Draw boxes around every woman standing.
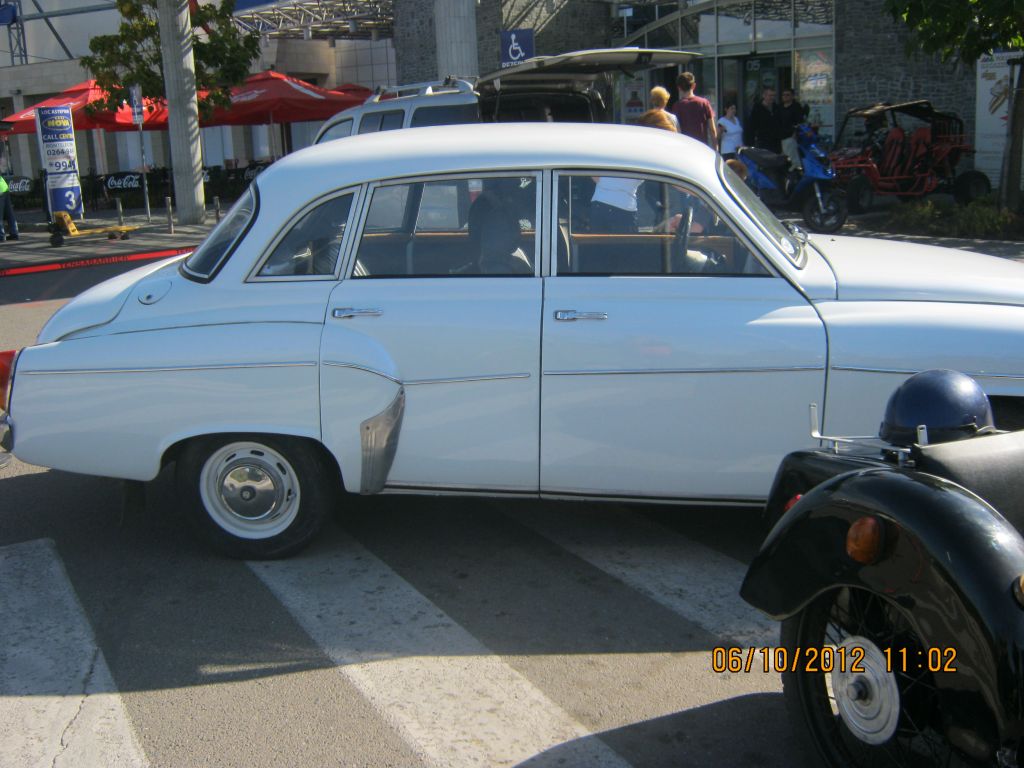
[649,86,680,132]
[717,104,743,159]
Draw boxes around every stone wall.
[396,0,609,83]
[835,0,976,156]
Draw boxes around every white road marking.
[249,530,632,768]
[0,538,147,768]
[514,505,778,647]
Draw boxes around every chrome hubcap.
[199,442,301,540]
[832,635,900,745]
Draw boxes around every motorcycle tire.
[846,174,873,214]
[782,586,976,768]
[953,170,991,206]
[802,190,847,234]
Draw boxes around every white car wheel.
[178,435,335,559]
[199,441,302,540]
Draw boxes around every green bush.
[885,196,1024,239]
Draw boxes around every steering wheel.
[673,205,693,269]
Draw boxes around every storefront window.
[756,0,793,41]
[795,0,833,38]
[646,18,679,49]
[717,2,754,44]
[795,49,835,137]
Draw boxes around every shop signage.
[35,105,84,216]
[104,172,143,191]
[6,176,32,194]
[975,51,1017,187]
[500,29,534,69]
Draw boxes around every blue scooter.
[738,124,847,234]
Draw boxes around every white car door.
[541,172,828,501]
[321,173,543,493]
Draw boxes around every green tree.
[81,0,260,117]
[884,0,1024,209]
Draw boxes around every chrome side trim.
[384,481,535,494]
[20,362,317,376]
[540,493,764,507]
[360,387,405,495]
[544,365,824,377]
[405,373,531,386]
[321,363,530,386]
[322,361,402,384]
[833,365,1024,382]
[380,483,763,507]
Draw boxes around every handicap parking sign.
[500,29,534,69]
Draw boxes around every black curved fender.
[741,466,1024,756]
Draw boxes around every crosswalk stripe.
[249,529,633,768]
[0,539,148,768]
[512,504,778,647]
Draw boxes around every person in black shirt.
[777,88,809,170]
[745,87,781,153]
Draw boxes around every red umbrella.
[2,80,113,134]
[203,70,368,126]
[1,79,167,134]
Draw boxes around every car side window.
[359,110,403,133]
[352,176,537,278]
[410,103,481,128]
[556,174,769,277]
[257,193,353,278]
[319,118,353,143]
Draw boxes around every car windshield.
[717,159,804,268]
[181,187,257,280]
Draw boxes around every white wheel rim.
[831,635,900,745]
[199,441,301,540]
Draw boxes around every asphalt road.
[0,259,804,767]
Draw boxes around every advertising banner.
[975,52,1017,188]
[35,105,84,217]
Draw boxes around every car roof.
[260,122,718,209]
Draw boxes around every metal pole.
[165,195,174,233]
[214,195,221,221]
[115,197,124,226]
[138,123,152,223]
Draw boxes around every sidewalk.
[0,205,217,275]
[837,210,1024,262]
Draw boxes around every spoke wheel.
[783,587,975,768]
[177,434,335,559]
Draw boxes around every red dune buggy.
[830,100,991,213]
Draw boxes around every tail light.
[0,349,17,411]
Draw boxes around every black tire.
[176,434,335,559]
[782,587,975,767]
[953,170,991,206]
[49,232,64,247]
[846,174,874,214]
[802,189,848,234]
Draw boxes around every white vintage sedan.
[3,123,1024,558]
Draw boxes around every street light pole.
[156,0,205,225]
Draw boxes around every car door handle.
[553,310,608,322]
[332,307,383,319]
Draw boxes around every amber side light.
[846,516,884,564]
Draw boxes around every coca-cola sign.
[6,176,32,194]
[243,163,269,181]
[104,172,143,191]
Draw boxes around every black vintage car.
[743,370,1024,767]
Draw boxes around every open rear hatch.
[477,48,698,123]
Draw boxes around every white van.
[314,48,696,144]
